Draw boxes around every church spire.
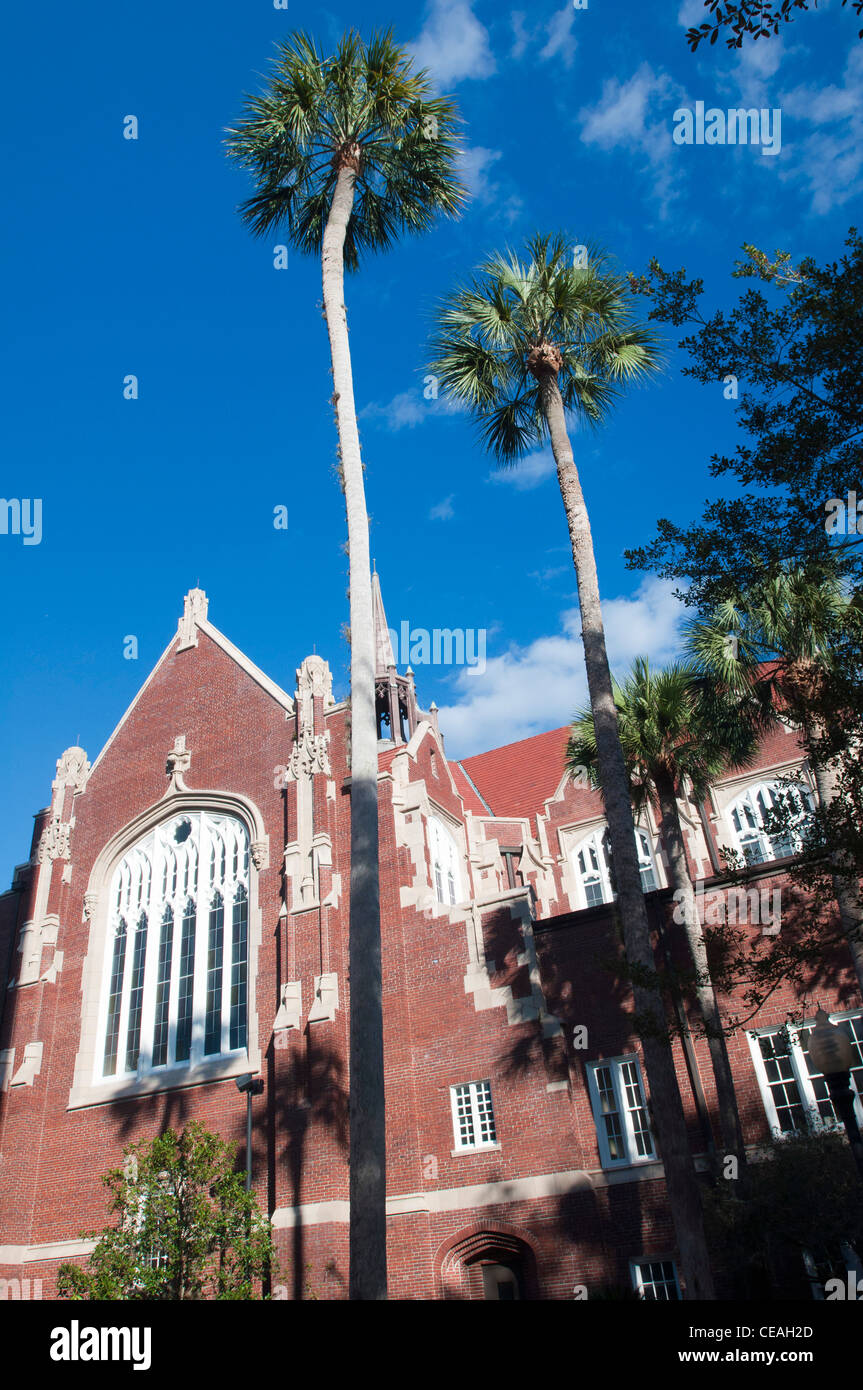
[371,570,421,746]
[372,569,397,676]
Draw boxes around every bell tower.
[372,569,420,746]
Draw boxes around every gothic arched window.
[573,827,659,908]
[727,780,814,866]
[429,815,461,906]
[98,811,250,1081]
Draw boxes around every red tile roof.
[460,726,573,823]
[449,761,491,816]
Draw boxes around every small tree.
[57,1123,277,1300]
[705,1129,863,1298]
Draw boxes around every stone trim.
[0,1239,97,1265]
[268,1160,685,1229]
[10,1043,43,1088]
[68,1053,260,1111]
[70,793,267,1109]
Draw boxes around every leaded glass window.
[728,780,815,866]
[99,811,250,1081]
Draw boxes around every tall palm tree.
[567,657,758,1164]
[689,557,863,994]
[430,235,715,1299]
[226,30,465,1300]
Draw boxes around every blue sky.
[1,0,860,880]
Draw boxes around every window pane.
[124,913,149,1072]
[758,1031,806,1131]
[229,886,248,1051]
[636,1260,679,1301]
[474,1080,496,1144]
[621,1059,655,1158]
[204,892,225,1056]
[174,898,196,1064]
[152,906,174,1068]
[103,922,128,1077]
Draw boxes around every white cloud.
[410,0,496,86]
[437,577,686,757]
[429,494,456,521]
[459,145,503,198]
[578,63,686,216]
[489,447,557,491]
[540,7,578,69]
[360,388,467,433]
[510,10,530,60]
[458,145,524,221]
[778,46,863,213]
[677,0,706,27]
[360,391,425,431]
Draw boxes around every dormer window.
[727,780,814,866]
[573,827,659,909]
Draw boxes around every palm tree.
[226,30,465,1300]
[567,657,758,1164]
[689,557,863,995]
[430,234,715,1299]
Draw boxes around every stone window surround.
[558,812,664,914]
[706,758,816,853]
[68,788,267,1110]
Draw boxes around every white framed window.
[450,1080,498,1151]
[631,1259,681,1300]
[748,1012,863,1135]
[96,810,250,1083]
[573,827,659,908]
[586,1056,655,1167]
[727,779,814,866]
[429,814,461,906]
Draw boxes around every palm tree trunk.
[654,772,746,1166]
[321,160,387,1300]
[540,374,715,1299]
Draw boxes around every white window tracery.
[98,811,250,1082]
[573,827,659,908]
[429,815,461,906]
[727,779,814,866]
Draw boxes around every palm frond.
[226,29,467,265]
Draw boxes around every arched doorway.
[438,1226,539,1300]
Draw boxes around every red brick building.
[0,583,859,1300]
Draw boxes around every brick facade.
[0,588,858,1300]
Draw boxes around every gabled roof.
[460,727,572,822]
[89,594,295,778]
